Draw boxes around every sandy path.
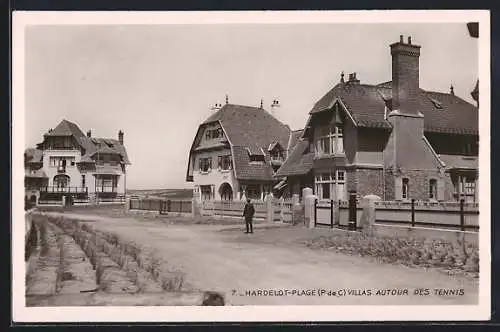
[41,211,479,305]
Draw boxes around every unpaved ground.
[41,211,479,306]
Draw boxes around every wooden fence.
[129,198,192,214]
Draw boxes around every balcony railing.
[40,186,88,193]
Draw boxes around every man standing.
[243,198,255,234]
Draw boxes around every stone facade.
[355,168,384,198]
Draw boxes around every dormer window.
[205,127,224,140]
[314,104,345,157]
[429,97,443,109]
[249,154,265,162]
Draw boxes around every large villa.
[24,119,130,204]
[187,35,479,203]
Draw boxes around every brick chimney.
[347,72,360,85]
[390,35,421,115]
[383,35,442,198]
[118,130,124,145]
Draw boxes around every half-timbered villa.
[276,35,479,203]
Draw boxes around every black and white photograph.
[13,10,490,322]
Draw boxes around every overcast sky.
[24,23,478,189]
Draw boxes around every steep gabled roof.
[309,82,478,135]
[287,129,304,154]
[204,104,291,148]
[45,119,86,138]
[79,136,131,165]
[275,139,314,177]
[195,104,291,181]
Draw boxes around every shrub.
[305,232,479,278]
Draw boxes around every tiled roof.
[44,119,86,138]
[232,146,275,181]
[39,119,131,165]
[310,82,478,135]
[439,154,478,170]
[200,104,291,181]
[24,148,43,163]
[274,139,314,177]
[287,129,304,154]
[79,137,131,165]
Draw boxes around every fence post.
[314,198,318,227]
[411,198,415,227]
[348,193,357,230]
[460,198,465,231]
[330,199,334,228]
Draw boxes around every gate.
[314,199,334,228]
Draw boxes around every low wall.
[374,201,479,230]
[314,199,479,231]
[373,223,478,245]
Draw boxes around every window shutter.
[218,156,222,169]
[208,157,212,169]
[394,176,402,200]
[437,178,445,201]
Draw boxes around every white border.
[12,10,491,322]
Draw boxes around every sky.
[24,23,478,190]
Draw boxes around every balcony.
[41,186,88,193]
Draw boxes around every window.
[249,154,265,162]
[402,178,409,200]
[200,185,212,201]
[314,170,346,200]
[315,124,344,157]
[456,175,476,202]
[199,157,212,172]
[246,184,262,200]
[81,175,86,188]
[270,149,284,162]
[429,179,437,200]
[218,155,232,170]
[205,128,224,140]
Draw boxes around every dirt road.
[42,211,479,305]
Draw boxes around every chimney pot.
[408,36,412,44]
[87,130,91,138]
[400,35,404,43]
[118,130,124,145]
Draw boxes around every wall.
[355,168,384,197]
[373,224,478,245]
[43,149,82,187]
[374,201,479,228]
[192,148,237,200]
